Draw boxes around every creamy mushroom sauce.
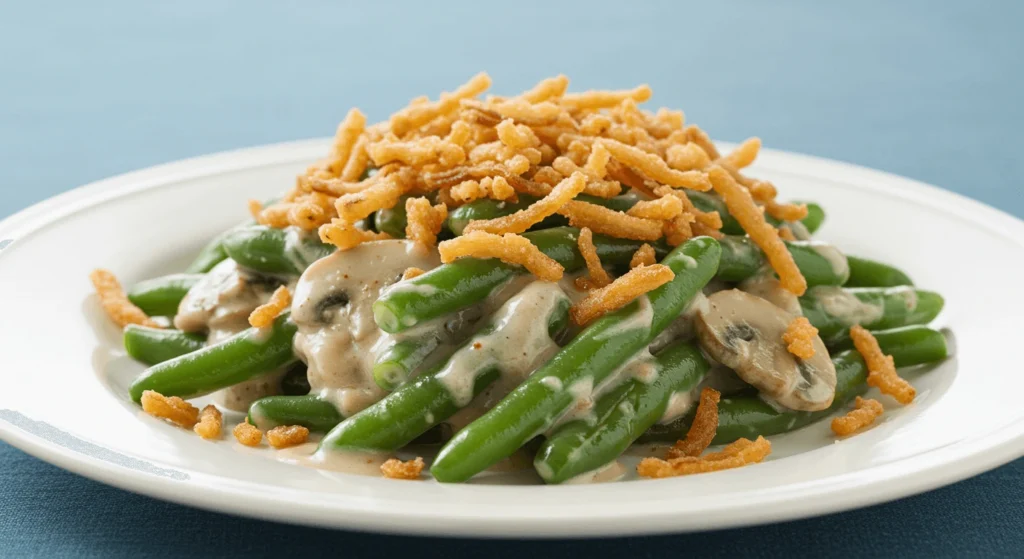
[174,258,294,411]
[739,269,801,316]
[200,233,852,482]
[291,240,442,417]
[434,281,567,408]
[811,285,885,325]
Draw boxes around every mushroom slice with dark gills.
[695,289,836,412]
[290,240,441,417]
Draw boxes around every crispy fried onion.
[666,387,721,459]
[850,325,916,404]
[574,227,612,290]
[90,269,161,328]
[438,231,564,281]
[637,436,771,478]
[831,396,885,436]
[381,457,425,480]
[405,197,448,246]
[569,264,674,325]
[708,166,806,295]
[249,286,291,328]
[782,316,818,359]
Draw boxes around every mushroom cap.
[696,289,836,411]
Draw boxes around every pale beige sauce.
[291,240,441,417]
[804,241,849,280]
[175,259,286,340]
[659,387,697,424]
[173,258,295,411]
[435,281,568,407]
[740,269,801,317]
[812,286,884,325]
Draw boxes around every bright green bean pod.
[127,273,203,317]
[248,395,343,432]
[374,195,410,238]
[129,313,297,403]
[535,341,710,484]
[799,202,826,234]
[844,255,914,287]
[123,326,206,366]
[372,226,657,333]
[801,286,943,344]
[222,225,335,275]
[716,236,849,286]
[372,336,443,391]
[186,235,230,274]
[640,326,947,444]
[321,283,571,453]
[830,325,947,364]
[430,236,721,483]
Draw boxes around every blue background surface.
[2,1,1022,556]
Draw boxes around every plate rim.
[2,138,1023,537]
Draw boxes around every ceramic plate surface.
[1,139,1020,537]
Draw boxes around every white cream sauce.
[805,241,849,280]
[740,269,801,317]
[593,294,654,342]
[174,259,289,340]
[173,259,296,410]
[812,286,885,325]
[434,281,568,406]
[291,240,441,417]
[659,388,698,424]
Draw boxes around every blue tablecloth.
[2,1,1022,556]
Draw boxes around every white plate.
[1,139,1021,537]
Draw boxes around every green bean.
[801,286,943,344]
[799,202,826,234]
[320,283,571,453]
[535,341,710,484]
[446,193,640,236]
[374,195,410,238]
[830,325,947,364]
[717,236,849,286]
[127,273,203,317]
[640,326,947,444]
[248,395,343,432]
[123,326,206,366]
[844,255,914,287]
[221,225,335,275]
[429,236,721,483]
[129,313,297,403]
[372,336,443,391]
[372,226,659,333]
[186,234,230,274]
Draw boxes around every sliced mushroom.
[291,239,440,332]
[695,289,836,411]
